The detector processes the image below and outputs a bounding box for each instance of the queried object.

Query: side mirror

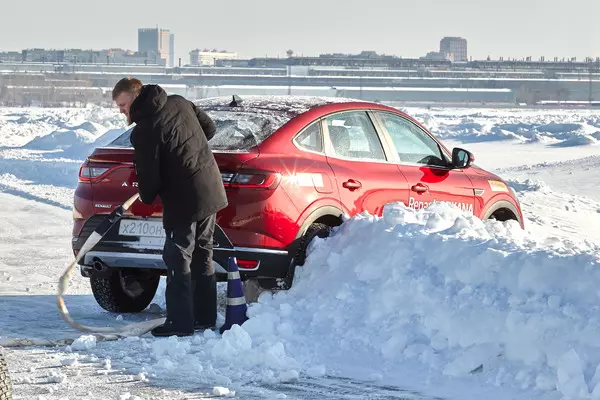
[452,148,474,169]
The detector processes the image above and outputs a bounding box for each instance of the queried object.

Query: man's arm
[190,101,216,141]
[131,127,161,205]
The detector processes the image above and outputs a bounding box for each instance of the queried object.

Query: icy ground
[1,105,600,399]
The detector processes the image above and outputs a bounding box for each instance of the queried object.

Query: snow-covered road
[1,105,600,400]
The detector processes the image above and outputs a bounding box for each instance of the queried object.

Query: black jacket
[129,84,228,229]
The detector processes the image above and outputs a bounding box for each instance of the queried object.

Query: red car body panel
[72,96,524,284]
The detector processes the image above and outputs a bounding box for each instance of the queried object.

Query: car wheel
[265,223,331,291]
[0,351,12,400]
[90,268,160,313]
[294,223,332,267]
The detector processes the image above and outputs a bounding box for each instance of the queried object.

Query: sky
[2,0,600,64]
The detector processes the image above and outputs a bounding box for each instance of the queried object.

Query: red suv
[72,95,524,313]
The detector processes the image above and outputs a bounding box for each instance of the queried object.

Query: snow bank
[0,106,124,148]
[62,127,128,160]
[23,128,99,150]
[247,202,600,399]
[404,107,600,148]
[65,202,600,399]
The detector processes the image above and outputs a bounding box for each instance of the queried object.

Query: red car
[72,95,524,313]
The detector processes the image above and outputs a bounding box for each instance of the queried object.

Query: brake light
[78,163,123,183]
[79,166,109,180]
[222,171,280,189]
[237,260,259,270]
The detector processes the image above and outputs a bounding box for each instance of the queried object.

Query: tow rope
[1,193,166,348]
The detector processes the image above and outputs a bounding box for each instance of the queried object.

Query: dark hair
[112,77,143,100]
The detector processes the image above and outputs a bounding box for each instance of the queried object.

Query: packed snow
[1,103,600,399]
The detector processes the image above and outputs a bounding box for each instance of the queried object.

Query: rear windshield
[108,109,291,151]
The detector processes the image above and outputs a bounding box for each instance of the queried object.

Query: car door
[372,111,475,214]
[322,110,410,217]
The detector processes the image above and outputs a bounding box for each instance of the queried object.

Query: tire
[265,223,331,291]
[294,223,332,267]
[90,268,160,313]
[0,352,12,400]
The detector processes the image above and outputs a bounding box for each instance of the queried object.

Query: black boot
[151,320,193,337]
[193,274,217,330]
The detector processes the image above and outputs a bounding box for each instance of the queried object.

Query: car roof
[194,95,368,118]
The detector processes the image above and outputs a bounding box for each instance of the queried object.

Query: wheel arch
[294,205,344,240]
[481,199,524,228]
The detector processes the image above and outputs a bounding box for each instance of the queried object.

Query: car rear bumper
[73,215,293,282]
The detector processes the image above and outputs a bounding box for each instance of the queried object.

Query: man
[112,77,228,337]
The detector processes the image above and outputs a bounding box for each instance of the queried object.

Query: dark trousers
[162,214,217,331]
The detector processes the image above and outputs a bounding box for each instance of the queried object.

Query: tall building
[189,49,238,66]
[170,34,175,67]
[138,27,174,66]
[440,37,468,62]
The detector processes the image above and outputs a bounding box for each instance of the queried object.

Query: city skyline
[2,0,600,62]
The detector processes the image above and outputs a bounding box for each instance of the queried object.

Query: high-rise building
[138,27,174,66]
[440,37,468,62]
[170,34,175,67]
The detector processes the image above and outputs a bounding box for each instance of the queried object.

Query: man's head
[112,77,142,124]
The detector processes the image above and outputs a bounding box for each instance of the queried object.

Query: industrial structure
[2,46,600,107]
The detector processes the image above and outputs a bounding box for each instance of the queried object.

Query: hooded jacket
[129,84,228,229]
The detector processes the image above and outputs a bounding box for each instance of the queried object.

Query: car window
[378,112,447,167]
[109,110,292,151]
[325,111,386,161]
[109,127,134,147]
[294,121,323,153]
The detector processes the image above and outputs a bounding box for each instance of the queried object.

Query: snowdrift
[23,128,99,150]
[66,202,600,400]
[405,108,600,148]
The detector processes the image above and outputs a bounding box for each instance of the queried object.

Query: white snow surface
[1,104,600,399]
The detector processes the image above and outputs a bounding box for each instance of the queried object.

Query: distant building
[20,47,164,65]
[0,51,22,62]
[422,51,447,61]
[22,49,65,63]
[190,49,238,66]
[170,34,175,67]
[138,27,174,66]
[440,37,468,62]
[99,48,165,65]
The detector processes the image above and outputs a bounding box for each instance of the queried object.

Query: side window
[378,112,447,167]
[294,121,323,153]
[325,111,386,161]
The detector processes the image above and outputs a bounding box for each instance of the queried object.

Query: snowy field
[0,104,600,400]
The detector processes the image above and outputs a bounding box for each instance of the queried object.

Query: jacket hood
[130,84,167,123]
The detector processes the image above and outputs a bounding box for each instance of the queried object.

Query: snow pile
[23,128,99,150]
[0,106,124,147]
[61,127,129,160]
[264,202,600,399]
[63,202,600,399]
[404,107,600,147]
[71,335,97,351]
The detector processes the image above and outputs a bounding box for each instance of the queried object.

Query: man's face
[114,92,135,124]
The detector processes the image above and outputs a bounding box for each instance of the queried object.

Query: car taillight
[222,171,280,189]
[79,166,109,181]
[78,163,122,183]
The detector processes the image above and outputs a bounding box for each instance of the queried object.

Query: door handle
[411,183,429,193]
[343,179,362,190]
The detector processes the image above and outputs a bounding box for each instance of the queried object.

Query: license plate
[118,219,165,238]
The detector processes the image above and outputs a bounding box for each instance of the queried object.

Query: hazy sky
[2,0,600,63]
